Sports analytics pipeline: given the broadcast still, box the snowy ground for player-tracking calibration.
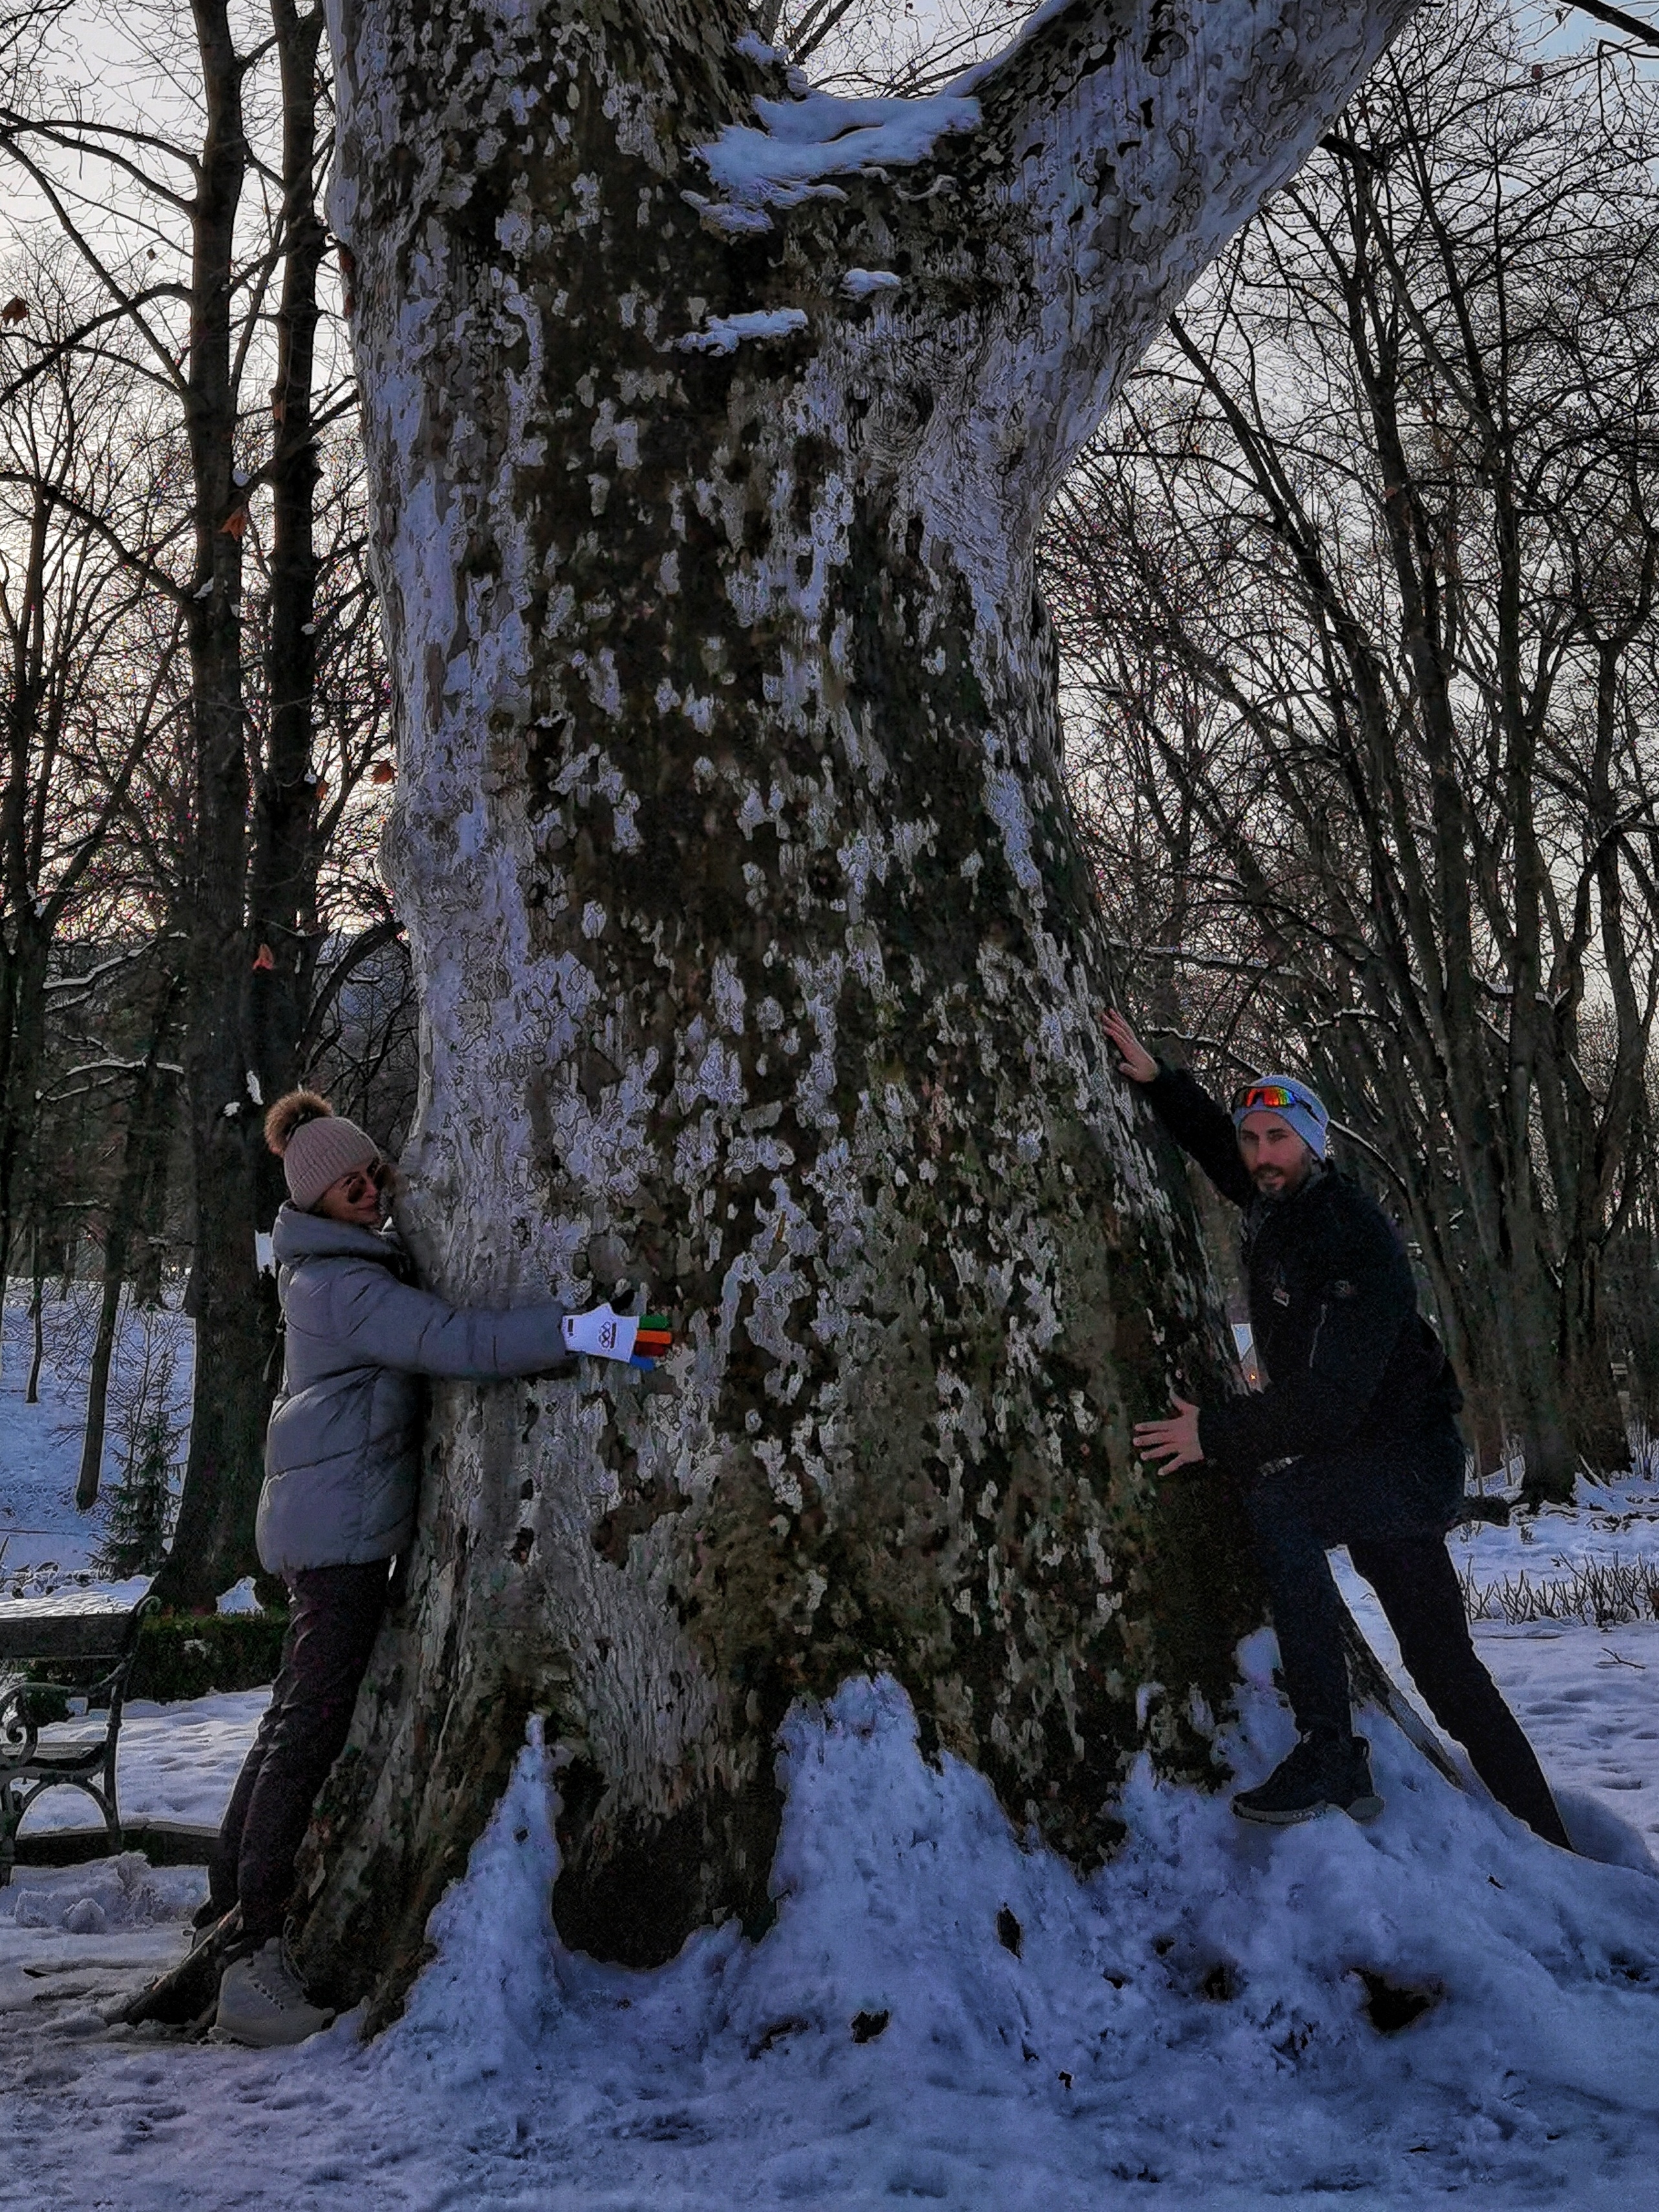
[16,1690,270,1837]
[6,1660,1659,2211]
[0,1292,192,1598]
[10,1332,1659,2206]
[1341,1469,1659,1864]
[0,1297,111,1588]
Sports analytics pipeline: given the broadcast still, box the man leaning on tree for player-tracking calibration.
[1102,1008,1571,1847]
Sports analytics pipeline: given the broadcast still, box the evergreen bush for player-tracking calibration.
[25,1610,288,1706]
[93,1320,184,1579]
[125,1611,288,1701]
[94,1398,177,1578]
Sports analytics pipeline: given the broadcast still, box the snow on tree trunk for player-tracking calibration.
[306,0,1420,2012]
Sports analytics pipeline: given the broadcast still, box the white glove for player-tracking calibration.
[562,1304,674,1369]
[562,1304,638,1363]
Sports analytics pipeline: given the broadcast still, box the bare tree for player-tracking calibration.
[0,0,396,1599]
[1049,3,1659,1499]
[0,268,180,1316]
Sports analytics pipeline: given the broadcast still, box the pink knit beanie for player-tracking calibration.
[265,1090,381,1210]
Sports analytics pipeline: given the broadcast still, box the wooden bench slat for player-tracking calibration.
[0,1619,131,1663]
[0,1593,138,1617]
[0,1594,143,1665]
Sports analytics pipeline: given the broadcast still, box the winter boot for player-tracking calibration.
[214,1933,335,2048]
[1232,1731,1384,1827]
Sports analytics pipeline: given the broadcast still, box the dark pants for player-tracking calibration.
[210,1560,390,1941]
[1247,1442,1570,1847]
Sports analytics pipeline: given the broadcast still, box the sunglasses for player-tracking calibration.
[337,1163,389,1202]
[1231,1082,1302,1113]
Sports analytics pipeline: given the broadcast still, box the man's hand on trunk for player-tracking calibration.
[1100,1007,1159,1084]
[1133,1397,1205,1471]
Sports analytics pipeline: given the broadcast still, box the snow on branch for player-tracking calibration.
[687,82,980,233]
[679,306,810,354]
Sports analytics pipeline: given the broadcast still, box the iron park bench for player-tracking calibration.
[0,1590,156,1885]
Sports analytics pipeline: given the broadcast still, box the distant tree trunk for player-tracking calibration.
[1559,1264,1627,1476]
[24,1221,43,1404]
[152,0,346,1604]
[151,0,269,1611]
[303,0,1422,2019]
[250,0,329,1180]
[0,491,64,1316]
[76,991,182,1511]
[0,915,47,1296]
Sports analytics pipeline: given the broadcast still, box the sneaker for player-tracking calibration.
[215,1935,335,2048]
[1232,1732,1384,1827]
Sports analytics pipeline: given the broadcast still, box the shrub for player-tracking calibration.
[125,1610,288,1701]
[1460,1555,1659,1628]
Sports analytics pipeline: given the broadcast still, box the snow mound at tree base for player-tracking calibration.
[369,1652,1659,2207]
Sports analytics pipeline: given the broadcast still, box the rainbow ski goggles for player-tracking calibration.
[1231,1082,1303,1114]
[1228,1074,1329,1155]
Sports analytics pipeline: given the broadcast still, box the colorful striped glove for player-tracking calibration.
[562,1304,675,1370]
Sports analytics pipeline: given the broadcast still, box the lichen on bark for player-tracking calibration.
[304,0,1422,2014]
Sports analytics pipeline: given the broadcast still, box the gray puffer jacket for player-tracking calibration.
[256,1205,570,1575]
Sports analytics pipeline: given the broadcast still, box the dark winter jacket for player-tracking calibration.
[256,1206,572,1575]
[1144,1063,1462,1476]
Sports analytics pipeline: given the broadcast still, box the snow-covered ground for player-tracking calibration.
[0,1292,191,1597]
[1339,1469,1659,1864]
[10,1330,1659,2206]
[6,1661,1659,2211]
[0,1298,110,1588]
[16,1690,270,1837]
[1450,1463,1659,1593]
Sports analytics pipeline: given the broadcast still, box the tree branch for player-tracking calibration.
[1567,0,1659,47]
[926,0,1424,516]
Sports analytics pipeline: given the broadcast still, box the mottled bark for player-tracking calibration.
[305,0,1420,2013]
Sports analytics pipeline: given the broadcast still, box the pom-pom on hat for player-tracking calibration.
[265,1089,381,1211]
[1230,1073,1330,1160]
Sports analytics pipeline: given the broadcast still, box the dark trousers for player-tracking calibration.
[1247,1445,1570,1848]
[210,1560,390,1941]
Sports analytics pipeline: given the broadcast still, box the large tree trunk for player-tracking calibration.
[304,0,1420,2016]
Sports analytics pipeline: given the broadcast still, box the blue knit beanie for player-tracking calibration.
[1230,1074,1329,1160]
